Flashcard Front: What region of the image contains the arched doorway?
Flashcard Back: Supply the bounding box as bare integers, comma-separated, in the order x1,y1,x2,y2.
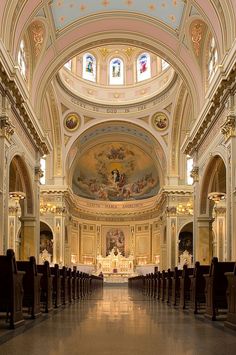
198,155,226,263
39,221,54,264
178,222,193,268
8,155,34,259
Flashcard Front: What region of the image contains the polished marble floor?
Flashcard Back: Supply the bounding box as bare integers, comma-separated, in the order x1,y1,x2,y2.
0,285,236,355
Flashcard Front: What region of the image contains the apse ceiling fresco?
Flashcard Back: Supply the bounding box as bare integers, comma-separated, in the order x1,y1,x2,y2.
72,142,160,201
51,0,186,31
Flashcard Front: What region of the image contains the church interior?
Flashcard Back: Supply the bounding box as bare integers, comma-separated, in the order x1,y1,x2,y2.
0,0,236,353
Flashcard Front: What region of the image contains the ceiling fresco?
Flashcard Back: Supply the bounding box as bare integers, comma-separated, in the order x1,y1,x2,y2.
50,0,186,31
72,142,160,201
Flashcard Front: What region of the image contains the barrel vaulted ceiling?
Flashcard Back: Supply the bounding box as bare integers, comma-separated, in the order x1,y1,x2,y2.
50,0,186,31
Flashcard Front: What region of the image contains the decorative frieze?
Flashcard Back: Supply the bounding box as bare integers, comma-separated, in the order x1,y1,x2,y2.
221,115,236,141
0,115,14,140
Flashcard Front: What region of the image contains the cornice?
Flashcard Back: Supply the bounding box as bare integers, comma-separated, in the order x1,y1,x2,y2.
0,40,50,155
56,71,179,114
182,41,236,156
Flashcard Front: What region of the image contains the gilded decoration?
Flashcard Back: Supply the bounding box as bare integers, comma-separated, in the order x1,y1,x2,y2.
221,115,236,141
152,112,169,130
190,166,199,182
64,113,80,131
190,21,203,57
31,22,44,57
0,115,14,139
72,142,160,201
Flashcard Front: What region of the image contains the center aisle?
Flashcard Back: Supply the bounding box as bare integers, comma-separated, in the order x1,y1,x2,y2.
1,285,236,355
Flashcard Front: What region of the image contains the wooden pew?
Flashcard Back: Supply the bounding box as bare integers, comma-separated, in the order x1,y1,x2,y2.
37,261,53,313
225,263,236,330
179,265,194,310
156,271,162,300
17,257,42,318
166,269,174,305
0,249,25,328
72,266,78,301
204,257,235,320
153,272,158,299
160,270,167,302
60,266,69,305
67,268,73,303
50,264,62,308
189,262,210,314
172,267,182,307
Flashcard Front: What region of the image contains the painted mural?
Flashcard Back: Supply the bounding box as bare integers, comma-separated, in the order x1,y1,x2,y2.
72,142,160,201
106,228,125,256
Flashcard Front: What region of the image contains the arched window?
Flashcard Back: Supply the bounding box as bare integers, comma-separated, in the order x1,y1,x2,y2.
137,53,151,82
208,36,218,83
187,156,193,185
161,59,170,71
64,59,72,71
40,157,46,185
109,58,124,85
83,53,96,82
18,40,27,79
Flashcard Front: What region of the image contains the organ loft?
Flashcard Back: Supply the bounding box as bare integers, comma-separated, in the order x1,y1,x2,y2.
0,1,236,354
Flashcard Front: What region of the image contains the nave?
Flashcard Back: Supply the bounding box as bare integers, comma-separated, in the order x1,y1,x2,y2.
1,285,236,355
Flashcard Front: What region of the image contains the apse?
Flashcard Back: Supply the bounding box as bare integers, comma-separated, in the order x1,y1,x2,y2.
72,141,160,201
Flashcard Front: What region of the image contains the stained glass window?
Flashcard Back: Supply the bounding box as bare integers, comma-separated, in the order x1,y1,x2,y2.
64,59,72,71
83,53,96,82
161,59,170,71
18,40,27,79
137,53,151,82
208,37,218,83
109,58,124,85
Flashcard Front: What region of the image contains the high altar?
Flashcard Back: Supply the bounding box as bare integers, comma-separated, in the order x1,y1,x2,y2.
97,248,135,283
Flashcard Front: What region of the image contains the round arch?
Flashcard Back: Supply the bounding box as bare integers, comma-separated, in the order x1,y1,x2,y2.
199,154,226,216
9,154,34,215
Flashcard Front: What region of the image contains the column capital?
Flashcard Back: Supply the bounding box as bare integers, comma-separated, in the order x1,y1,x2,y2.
221,114,236,141
0,115,14,140
190,166,199,182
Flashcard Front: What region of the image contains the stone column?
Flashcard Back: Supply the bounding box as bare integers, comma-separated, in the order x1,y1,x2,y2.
190,165,199,264
196,216,213,264
0,113,14,254
166,207,177,269
20,216,37,259
221,113,236,260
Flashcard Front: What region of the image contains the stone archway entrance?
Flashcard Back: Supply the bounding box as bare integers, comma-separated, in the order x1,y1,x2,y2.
8,155,36,260
197,155,226,264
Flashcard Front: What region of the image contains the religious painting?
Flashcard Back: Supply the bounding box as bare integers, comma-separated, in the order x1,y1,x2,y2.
40,231,53,255
106,228,125,256
72,142,160,201
179,232,193,255
109,58,124,85
152,112,169,130
83,53,96,82
64,113,80,131
137,53,151,82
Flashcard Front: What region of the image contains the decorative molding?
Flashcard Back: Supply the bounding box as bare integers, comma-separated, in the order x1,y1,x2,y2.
221,115,236,141
0,57,49,155
190,166,199,182
191,21,203,57
0,115,14,140
31,22,44,57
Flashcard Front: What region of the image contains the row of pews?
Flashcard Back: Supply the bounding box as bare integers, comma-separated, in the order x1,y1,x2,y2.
0,249,103,329
128,257,236,330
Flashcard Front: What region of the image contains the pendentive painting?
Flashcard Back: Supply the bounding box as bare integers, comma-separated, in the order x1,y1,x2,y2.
72,142,160,201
